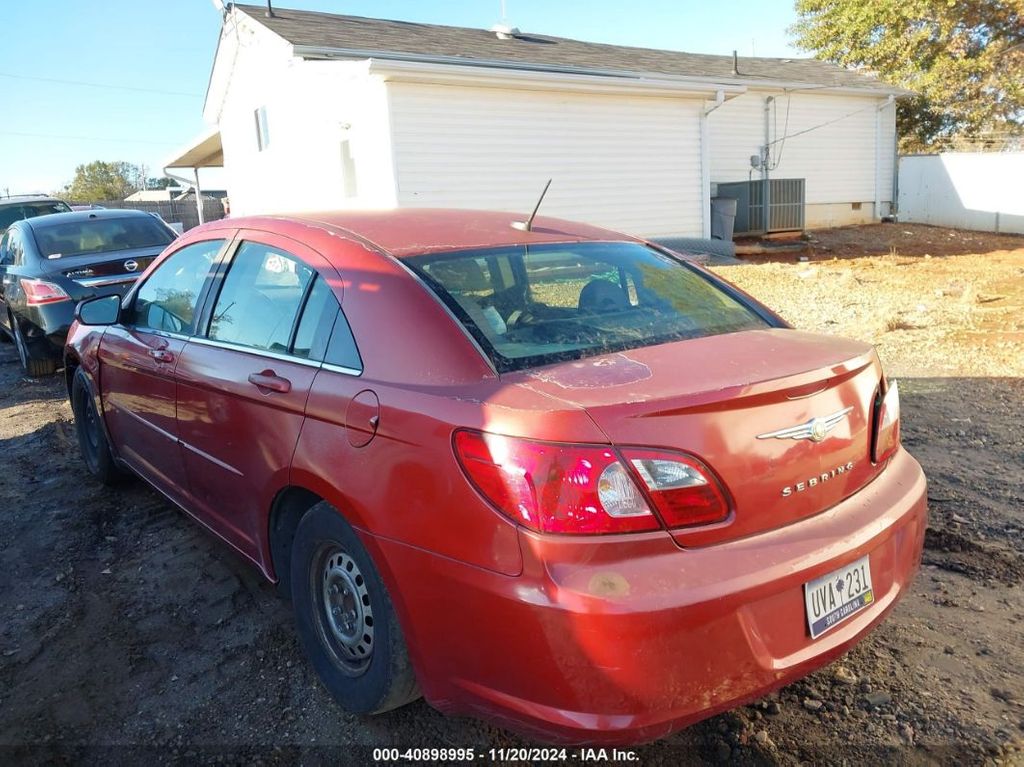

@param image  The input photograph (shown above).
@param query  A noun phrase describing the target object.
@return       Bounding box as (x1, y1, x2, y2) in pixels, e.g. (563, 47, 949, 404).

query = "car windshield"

(0, 201, 72, 231)
(407, 242, 770, 373)
(32, 216, 174, 258)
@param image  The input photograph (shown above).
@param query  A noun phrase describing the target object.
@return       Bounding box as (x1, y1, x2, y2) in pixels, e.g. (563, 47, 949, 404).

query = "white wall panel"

(899, 153, 1024, 234)
(709, 91, 896, 210)
(388, 82, 704, 237)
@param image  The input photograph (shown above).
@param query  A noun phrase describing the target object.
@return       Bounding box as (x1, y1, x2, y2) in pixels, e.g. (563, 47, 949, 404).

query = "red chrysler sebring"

(64, 210, 926, 744)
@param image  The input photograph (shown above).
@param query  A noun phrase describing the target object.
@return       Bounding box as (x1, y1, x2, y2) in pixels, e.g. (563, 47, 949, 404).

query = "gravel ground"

(1, 224, 1022, 765)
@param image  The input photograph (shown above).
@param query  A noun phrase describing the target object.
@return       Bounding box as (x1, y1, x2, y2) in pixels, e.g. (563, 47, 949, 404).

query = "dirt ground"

(1, 223, 1022, 765)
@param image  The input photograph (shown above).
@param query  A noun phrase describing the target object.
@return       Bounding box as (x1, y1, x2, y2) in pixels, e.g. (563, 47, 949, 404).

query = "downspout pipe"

(884, 95, 899, 220)
(701, 91, 726, 238)
(874, 95, 894, 220)
(763, 96, 773, 233)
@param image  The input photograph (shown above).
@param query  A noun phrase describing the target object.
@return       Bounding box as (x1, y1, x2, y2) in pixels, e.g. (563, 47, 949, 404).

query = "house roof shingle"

(234, 3, 906, 95)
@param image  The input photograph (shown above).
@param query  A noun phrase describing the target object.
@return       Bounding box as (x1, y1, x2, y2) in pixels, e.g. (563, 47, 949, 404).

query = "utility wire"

(0, 72, 203, 98)
(768, 93, 793, 170)
(0, 130, 179, 146)
(765, 102, 878, 148)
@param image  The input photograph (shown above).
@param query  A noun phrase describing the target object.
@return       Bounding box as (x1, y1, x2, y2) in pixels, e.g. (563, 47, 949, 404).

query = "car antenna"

(511, 179, 551, 232)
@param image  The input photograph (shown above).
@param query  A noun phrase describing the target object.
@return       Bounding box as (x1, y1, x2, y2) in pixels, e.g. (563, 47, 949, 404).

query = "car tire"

(11, 312, 57, 377)
(290, 501, 420, 715)
(71, 368, 122, 485)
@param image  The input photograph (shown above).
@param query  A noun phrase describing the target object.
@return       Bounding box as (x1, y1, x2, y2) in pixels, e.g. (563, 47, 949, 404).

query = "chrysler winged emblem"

(756, 406, 853, 443)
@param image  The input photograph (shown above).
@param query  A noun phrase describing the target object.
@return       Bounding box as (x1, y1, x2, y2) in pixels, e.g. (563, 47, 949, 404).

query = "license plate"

(803, 555, 874, 639)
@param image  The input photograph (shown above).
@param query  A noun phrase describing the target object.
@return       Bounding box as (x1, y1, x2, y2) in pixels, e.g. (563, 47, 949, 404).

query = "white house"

(165, 3, 910, 237)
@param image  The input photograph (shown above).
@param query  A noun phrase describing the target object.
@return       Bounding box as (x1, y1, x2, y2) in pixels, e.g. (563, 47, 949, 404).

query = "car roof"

(0, 195, 64, 205)
(19, 208, 157, 230)
(220, 208, 638, 259)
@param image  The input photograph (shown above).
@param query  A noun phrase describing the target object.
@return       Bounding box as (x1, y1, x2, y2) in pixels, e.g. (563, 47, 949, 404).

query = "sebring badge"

(782, 461, 855, 497)
(756, 406, 853, 443)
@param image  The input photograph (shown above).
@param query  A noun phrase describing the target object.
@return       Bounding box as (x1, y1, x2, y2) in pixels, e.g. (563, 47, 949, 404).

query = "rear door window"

(292, 276, 339, 361)
(208, 242, 314, 354)
(323, 309, 362, 372)
(6, 230, 26, 267)
(132, 240, 224, 334)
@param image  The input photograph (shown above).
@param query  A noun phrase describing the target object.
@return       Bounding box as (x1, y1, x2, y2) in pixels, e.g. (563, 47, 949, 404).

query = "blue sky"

(1, 0, 800, 195)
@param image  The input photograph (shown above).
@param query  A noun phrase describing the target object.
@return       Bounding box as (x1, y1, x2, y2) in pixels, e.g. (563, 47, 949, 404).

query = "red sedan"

(64, 210, 925, 744)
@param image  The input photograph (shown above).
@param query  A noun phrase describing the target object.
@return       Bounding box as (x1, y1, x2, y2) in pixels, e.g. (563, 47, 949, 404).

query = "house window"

(254, 106, 270, 151)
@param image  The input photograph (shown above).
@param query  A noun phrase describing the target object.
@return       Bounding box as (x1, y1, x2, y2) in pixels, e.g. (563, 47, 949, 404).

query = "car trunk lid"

(504, 328, 884, 547)
(39, 247, 159, 297)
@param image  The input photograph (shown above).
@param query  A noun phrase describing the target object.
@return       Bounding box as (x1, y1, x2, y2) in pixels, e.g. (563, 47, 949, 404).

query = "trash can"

(710, 197, 738, 241)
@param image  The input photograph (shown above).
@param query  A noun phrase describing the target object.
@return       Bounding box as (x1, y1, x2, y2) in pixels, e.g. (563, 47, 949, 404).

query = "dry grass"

(710, 224, 1024, 378)
(884, 316, 921, 332)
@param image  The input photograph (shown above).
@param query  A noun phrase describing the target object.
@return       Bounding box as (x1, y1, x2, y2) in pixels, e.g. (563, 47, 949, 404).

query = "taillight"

(453, 430, 731, 535)
(873, 379, 901, 463)
(623, 449, 730, 527)
(20, 279, 70, 306)
(453, 430, 659, 534)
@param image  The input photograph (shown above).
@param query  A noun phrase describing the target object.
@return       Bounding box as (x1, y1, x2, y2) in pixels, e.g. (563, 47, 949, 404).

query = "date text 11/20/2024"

(373, 748, 641, 762)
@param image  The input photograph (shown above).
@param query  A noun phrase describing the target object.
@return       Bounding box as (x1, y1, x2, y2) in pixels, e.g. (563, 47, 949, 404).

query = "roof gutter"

(733, 80, 912, 98)
(297, 45, 747, 96)
(292, 44, 909, 97)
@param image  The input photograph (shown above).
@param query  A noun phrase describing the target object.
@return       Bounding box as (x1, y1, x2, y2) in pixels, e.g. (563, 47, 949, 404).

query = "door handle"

(248, 370, 291, 394)
(148, 348, 175, 363)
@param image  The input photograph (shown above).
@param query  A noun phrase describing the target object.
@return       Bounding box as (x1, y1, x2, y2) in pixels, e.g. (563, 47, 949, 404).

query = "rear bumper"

(366, 447, 927, 745)
(22, 284, 130, 359)
(20, 302, 76, 359)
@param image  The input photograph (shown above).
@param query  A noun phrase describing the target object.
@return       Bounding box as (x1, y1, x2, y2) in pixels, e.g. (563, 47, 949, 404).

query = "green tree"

(146, 177, 175, 190)
(63, 161, 141, 202)
(791, 0, 1024, 152)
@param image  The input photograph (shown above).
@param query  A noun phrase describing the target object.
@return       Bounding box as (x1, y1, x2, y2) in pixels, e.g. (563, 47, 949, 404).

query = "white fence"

(898, 152, 1024, 234)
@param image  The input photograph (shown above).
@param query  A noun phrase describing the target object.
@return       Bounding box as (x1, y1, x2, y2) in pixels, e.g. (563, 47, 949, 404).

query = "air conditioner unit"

(715, 178, 805, 235)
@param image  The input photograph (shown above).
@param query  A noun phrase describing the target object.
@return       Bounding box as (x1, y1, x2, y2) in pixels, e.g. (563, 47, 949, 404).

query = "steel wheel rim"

(312, 544, 374, 675)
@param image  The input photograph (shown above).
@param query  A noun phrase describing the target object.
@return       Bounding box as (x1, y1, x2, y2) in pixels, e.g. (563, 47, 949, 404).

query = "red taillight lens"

(623, 449, 730, 527)
(453, 430, 659, 534)
(20, 279, 70, 306)
(873, 379, 901, 463)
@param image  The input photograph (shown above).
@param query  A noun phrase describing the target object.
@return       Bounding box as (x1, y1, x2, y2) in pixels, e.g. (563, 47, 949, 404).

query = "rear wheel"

(71, 368, 122, 485)
(11, 312, 57, 377)
(290, 501, 420, 714)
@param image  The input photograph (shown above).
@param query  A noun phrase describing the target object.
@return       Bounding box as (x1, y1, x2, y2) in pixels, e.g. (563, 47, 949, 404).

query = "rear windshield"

(407, 242, 770, 373)
(33, 216, 173, 258)
(0, 201, 72, 231)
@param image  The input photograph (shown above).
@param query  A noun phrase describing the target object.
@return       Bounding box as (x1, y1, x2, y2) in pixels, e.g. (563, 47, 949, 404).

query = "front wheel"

(290, 501, 420, 714)
(71, 368, 122, 485)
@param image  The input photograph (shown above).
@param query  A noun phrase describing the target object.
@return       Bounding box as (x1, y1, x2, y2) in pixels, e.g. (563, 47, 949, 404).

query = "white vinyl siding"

(708, 91, 895, 208)
(387, 82, 704, 238)
(216, 22, 396, 216)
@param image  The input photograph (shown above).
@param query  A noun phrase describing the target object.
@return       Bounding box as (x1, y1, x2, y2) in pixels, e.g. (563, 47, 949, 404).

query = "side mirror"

(76, 294, 122, 326)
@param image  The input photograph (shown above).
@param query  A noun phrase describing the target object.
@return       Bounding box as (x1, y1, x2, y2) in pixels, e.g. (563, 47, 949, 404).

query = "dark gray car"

(0, 209, 177, 375)
(0, 195, 72, 235)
